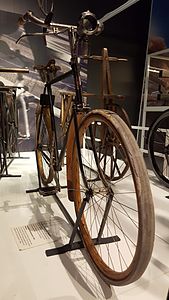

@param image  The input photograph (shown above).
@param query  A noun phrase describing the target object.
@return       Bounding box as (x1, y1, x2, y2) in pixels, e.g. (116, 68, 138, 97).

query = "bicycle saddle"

(34, 59, 61, 82)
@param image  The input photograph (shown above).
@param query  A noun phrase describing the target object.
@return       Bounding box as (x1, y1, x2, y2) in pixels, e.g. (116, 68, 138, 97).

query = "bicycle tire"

(6, 95, 18, 156)
(7, 112, 18, 156)
(0, 90, 8, 174)
(148, 109, 169, 187)
(36, 105, 55, 185)
(71, 109, 155, 286)
(66, 113, 84, 201)
(0, 106, 6, 173)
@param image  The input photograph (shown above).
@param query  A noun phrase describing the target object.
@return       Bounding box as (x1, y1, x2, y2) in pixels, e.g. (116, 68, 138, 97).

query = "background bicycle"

(0, 68, 29, 177)
(147, 108, 169, 188)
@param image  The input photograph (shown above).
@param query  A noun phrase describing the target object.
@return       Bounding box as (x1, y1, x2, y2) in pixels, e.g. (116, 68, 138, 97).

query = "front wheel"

(71, 109, 155, 286)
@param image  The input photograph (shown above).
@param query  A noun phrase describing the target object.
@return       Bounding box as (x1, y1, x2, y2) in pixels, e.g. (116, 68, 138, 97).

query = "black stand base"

(45, 192, 120, 257)
(0, 174, 21, 178)
(46, 235, 120, 256)
(26, 184, 120, 259)
(26, 186, 59, 196)
(0, 158, 21, 178)
(0, 152, 30, 179)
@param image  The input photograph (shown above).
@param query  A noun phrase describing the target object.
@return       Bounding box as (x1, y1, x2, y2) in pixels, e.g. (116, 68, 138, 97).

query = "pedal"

(39, 186, 58, 196)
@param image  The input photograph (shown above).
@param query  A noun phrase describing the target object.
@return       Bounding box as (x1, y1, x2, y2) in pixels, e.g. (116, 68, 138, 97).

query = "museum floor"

(0, 152, 169, 300)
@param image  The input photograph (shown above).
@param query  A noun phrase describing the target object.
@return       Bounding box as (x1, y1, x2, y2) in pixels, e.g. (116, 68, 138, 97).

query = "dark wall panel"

(87, 0, 152, 126)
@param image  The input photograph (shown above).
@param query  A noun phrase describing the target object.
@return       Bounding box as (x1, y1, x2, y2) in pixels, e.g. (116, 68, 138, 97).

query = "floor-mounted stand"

(45, 194, 120, 257)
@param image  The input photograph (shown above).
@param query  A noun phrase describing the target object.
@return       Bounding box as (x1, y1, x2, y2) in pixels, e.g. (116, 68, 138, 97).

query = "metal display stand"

(45, 194, 120, 256)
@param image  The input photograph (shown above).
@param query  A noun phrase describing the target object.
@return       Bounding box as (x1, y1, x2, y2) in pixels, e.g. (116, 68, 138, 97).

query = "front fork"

(73, 107, 114, 235)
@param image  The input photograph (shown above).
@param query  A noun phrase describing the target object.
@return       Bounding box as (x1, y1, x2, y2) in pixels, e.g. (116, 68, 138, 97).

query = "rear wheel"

(99, 102, 131, 180)
(36, 105, 56, 185)
(71, 109, 155, 286)
(90, 118, 128, 180)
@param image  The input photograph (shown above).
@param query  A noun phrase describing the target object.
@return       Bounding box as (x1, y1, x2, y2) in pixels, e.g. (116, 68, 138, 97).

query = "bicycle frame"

(36, 25, 95, 192)
(18, 11, 112, 196)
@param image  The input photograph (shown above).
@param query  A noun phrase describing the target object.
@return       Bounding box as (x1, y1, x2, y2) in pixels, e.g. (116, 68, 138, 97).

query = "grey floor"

(0, 152, 169, 300)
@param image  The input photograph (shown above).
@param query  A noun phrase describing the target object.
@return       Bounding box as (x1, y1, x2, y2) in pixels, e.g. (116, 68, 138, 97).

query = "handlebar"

(18, 10, 103, 37)
(18, 10, 76, 31)
(0, 86, 24, 92)
(0, 68, 29, 73)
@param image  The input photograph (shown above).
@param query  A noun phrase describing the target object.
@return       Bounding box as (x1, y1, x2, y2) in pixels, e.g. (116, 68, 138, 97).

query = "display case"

(137, 48, 169, 152)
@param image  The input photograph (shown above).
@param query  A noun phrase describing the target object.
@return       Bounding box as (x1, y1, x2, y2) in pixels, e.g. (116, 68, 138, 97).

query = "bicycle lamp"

(77, 10, 103, 36)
